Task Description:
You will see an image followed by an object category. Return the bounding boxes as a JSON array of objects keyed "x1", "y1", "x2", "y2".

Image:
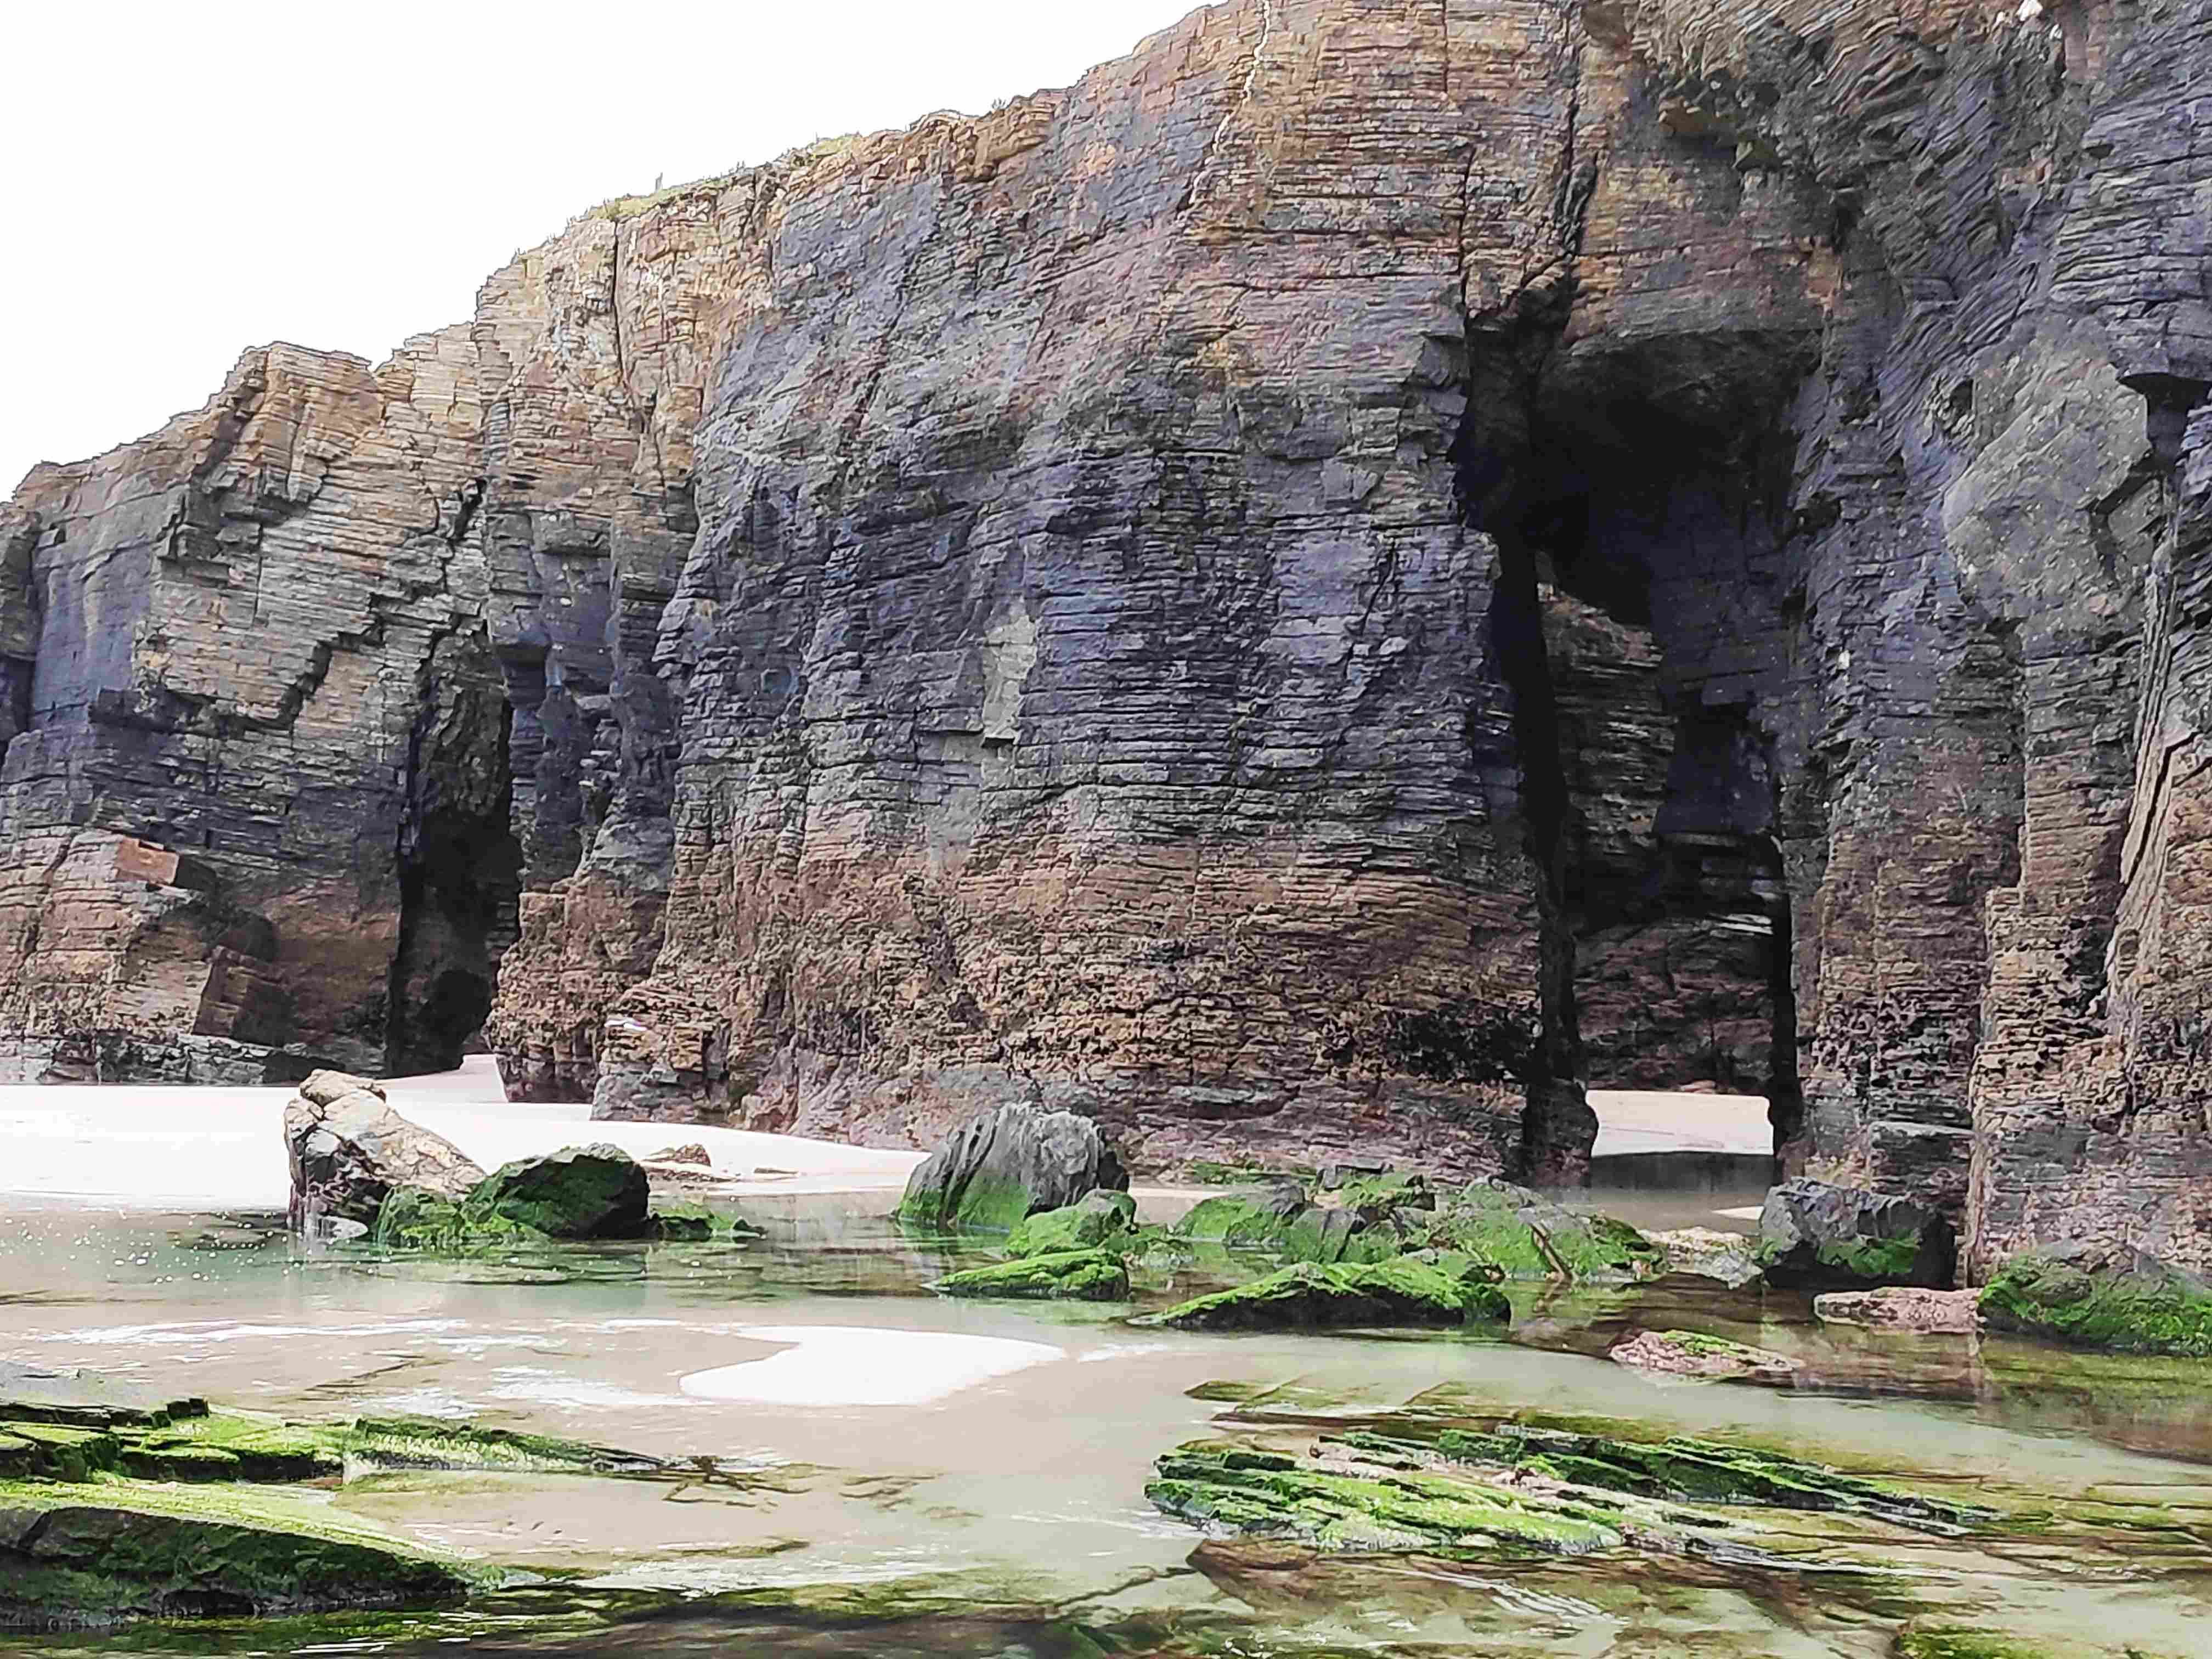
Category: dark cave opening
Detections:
[
  {"x1": 385, "y1": 631, "x2": 523, "y2": 1076},
  {"x1": 1462, "y1": 323, "x2": 1808, "y2": 1176}
]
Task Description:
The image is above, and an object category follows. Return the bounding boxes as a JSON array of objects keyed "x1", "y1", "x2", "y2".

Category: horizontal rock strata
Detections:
[{"x1": 6, "y1": 0, "x2": 2211, "y2": 1271}]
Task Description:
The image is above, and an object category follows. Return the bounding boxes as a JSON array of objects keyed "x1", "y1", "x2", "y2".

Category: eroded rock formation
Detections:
[{"x1": 7, "y1": 0, "x2": 2210, "y2": 1277}]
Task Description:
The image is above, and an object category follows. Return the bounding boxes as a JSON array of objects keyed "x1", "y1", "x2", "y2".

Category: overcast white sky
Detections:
[{"x1": 2, "y1": 0, "x2": 1206, "y2": 496}]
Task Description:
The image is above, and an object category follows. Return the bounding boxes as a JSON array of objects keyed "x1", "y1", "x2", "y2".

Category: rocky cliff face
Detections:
[{"x1": 6, "y1": 0, "x2": 2208, "y2": 1274}]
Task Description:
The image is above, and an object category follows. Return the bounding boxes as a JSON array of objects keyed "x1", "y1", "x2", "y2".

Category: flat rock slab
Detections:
[
  {"x1": 1609, "y1": 1330, "x2": 1802, "y2": 1384},
  {"x1": 1814, "y1": 1288, "x2": 1979, "y2": 1333}
]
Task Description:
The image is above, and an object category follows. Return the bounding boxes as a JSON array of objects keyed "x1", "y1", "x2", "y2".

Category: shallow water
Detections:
[{"x1": 2, "y1": 1092, "x2": 2209, "y2": 1656}]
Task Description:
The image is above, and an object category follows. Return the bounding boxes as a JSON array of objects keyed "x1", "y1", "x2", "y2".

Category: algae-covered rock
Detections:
[
  {"x1": 1172, "y1": 1171, "x2": 1653, "y2": 1281},
  {"x1": 1978, "y1": 1243, "x2": 2212, "y2": 1357},
  {"x1": 470, "y1": 1144, "x2": 650, "y2": 1239},
  {"x1": 1006, "y1": 1190, "x2": 1137, "y2": 1256},
  {"x1": 1426, "y1": 1422, "x2": 1998, "y2": 1533},
  {"x1": 1756, "y1": 1179, "x2": 1955, "y2": 1290},
  {"x1": 1147, "y1": 1443, "x2": 1626, "y2": 1554},
  {"x1": 0, "y1": 1480, "x2": 470, "y2": 1625},
  {"x1": 1397, "y1": 1180, "x2": 1661, "y2": 1282},
  {"x1": 1133, "y1": 1260, "x2": 1509, "y2": 1332},
  {"x1": 1607, "y1": 1329, "x2": 1803, "y2": 1384},
  {"x1": 371, "y1": 1186, "x2": 555, "y2": 1253},
  {"x1": 897, "y1": 1104, "x2": 1127, "y2": 1232},
  {"x1": 930, "y1": 1248, "x2": 1131, "y2": 1301}
]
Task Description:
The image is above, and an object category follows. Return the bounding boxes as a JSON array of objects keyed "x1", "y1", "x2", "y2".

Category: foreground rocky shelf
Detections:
[{"x1": 0, "y1": 1370, "x2": 765, "y2": 1629}]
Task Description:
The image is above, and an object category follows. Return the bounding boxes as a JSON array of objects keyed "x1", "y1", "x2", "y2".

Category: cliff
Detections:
[{"x1": 4, "y1": 0, "x2": 2207, "y2": 1276}]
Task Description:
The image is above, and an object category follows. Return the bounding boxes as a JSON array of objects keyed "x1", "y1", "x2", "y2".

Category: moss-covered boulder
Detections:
[
  {"x1": 896, "y1": 1104, "x2": 1127, "y2": 1232},
  {"x1": 1006, "y1": 1190, "x2": 1138, "y2": 1256},
  {"x1": 930, "y1": 1248, "x2": 1132, "y2": 1301},
  {"x1": 1133, "y1": 1259, "x2": 1509, "y2": 1332},
  {"x1": 367, "y1": 1146, "x2": 706, "y2": 1252},
  {"x1": 0, "y1": 1480, "x2": 470, "y2": 1626},
  {"x1": 1978, "y1": 1244, "x2": 2212, "y2": 1357},
  {"x1": 1395, "y1": 1180, "x2": 1662, "y2": 1282},
  {"x1": 371, "y1": 1187, "x2": 555, "y2": 1253},
  {"x1": 1754, "y1": 1178, "x2": 1955, "y2": 1290},
  {"x1": 469, "y1": 1144, "x2": 650, "y2": 1239}
]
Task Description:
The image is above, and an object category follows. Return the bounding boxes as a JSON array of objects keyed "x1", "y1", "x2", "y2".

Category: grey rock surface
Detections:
[
  {"x1": 898, "y1": 1103, "x2": 1128, "y2": 1231},
  {"x1": 283, "y1": 1073, "x2": 484, "y2": 1226},
  {"x1": 1757, "y1": 1179, "x2": 1957, "y2": 1291}
]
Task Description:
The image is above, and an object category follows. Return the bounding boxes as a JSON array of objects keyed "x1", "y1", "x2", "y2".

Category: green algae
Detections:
[
  {"x1": 1794, "y1": 1234, "x2": 1927, "y2": 1284},
  {"x1": 1133, "y1": 1260, "x2": 1509, "y2": 1332},
  {"x1": 896, "y1": 1170, "x2": 1034, "y2": 1234},
  {"x1": 1423, "y1": 1423, "x2": 2000, "y2": 1534},
  {"x1": 1395, "y1": 1182, "x2": 1661, "y2": 1282},
  {"x1": 643, "y1": 1199, "x2": 761, "y2": 1242},
  {"x1": 1005, "y1": 1192, "x2": 1137, "y2": 1256},
  {"x1": 0, "y1": 1476, "x2": 475, "y2": 1627},
  {"x1": 1895, "y1": 1628, "x2": 2061, "y2": 1658},
  {"x1": 930, "y1": 1248, "x2": 1132, "y2": 1301},
  {"x1": 370, "y1": 1186, "x2": 556, "y2": 1253},
  {"x1": 1146, "y1": 1443, "x2": 1626, "y2": 1556},
  {"x1": 1979, "y1": 1250, "x2": 2212, "y2": 1357}
]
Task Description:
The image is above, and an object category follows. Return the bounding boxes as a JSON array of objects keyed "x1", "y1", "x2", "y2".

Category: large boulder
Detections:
[
  {"x1": 1978, "y1": 1242, "x2": 2212, "y2": 1357},
  {"x1": 283, "y1": 1071, "x2": 482, "y2": 1227},
  {"x1": 896, "y1": 1104, "x2": 1126, "y2": 1232},
  {"x1": 1754, "y1": 1180, "x2": 1956, "y2": 1290},
  {"x1": 467, "y1": 1145, "x2": 650, "y2": 1240}
]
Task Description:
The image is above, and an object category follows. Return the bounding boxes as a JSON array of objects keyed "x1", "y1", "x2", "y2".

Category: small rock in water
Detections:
[
  {"x1": 1608, "y1": 1329, "x2": 1802, "y2": 1383},
  {"x1": 170, "y1": 1224, "x2": 278, "y2": 1252},
  {"x1": 1814, "y1": 1287, "x2": 1979, "y2": 1333},
  {"x1": 650, "y1": 1143, "x2": 713, "y2": 1166},
  {"x1": 1646, "y1": 1227, "x2": 1761, "y2": 1288}
]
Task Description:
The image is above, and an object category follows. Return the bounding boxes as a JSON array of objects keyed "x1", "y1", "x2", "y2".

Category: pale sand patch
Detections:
[
  {"x1": 1588, "y1": 1089, "x2": 1771, "y2": 1158},
  {"x1": 1, "y1": 1056, "x2": 1769, "y2": 1211},
  {"x1": 680, "y1": 1327, "x2": 1065, "y2": 1407},
  {"x1": 1713, "y1": 1206, "x2": 1767, "y2": 1221},
  {"x1": 0, "y1": 1056, "x2": 921, "y2": 1210}
]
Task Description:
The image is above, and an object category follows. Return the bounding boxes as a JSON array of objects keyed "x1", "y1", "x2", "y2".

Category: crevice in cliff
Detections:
[
  {"x1": 386, "y1": 624, "x2": 524, "y2": 1075},
  {"x1": 1458, "y1": 269, "x2": 1812, "y2": 1177}
]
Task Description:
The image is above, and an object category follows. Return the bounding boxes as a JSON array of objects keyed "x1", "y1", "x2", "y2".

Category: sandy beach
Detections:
[{"x1": 0, "y1": 1059, "x2": 1773, "y2": 1211}]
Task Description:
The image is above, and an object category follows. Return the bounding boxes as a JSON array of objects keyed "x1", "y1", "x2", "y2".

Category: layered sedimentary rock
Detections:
[{"x1": 7, "y1": 0, "x2": 2211, "y2": 1274}]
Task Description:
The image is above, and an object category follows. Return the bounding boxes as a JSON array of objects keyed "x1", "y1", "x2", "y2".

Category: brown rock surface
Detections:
[
  {"x1": 1813, "y1": 1288, "x2": 1980, "y2": 1334},
  {"x1": 5, "y1": 0, "x2": 2211, "y2": 1273}
]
